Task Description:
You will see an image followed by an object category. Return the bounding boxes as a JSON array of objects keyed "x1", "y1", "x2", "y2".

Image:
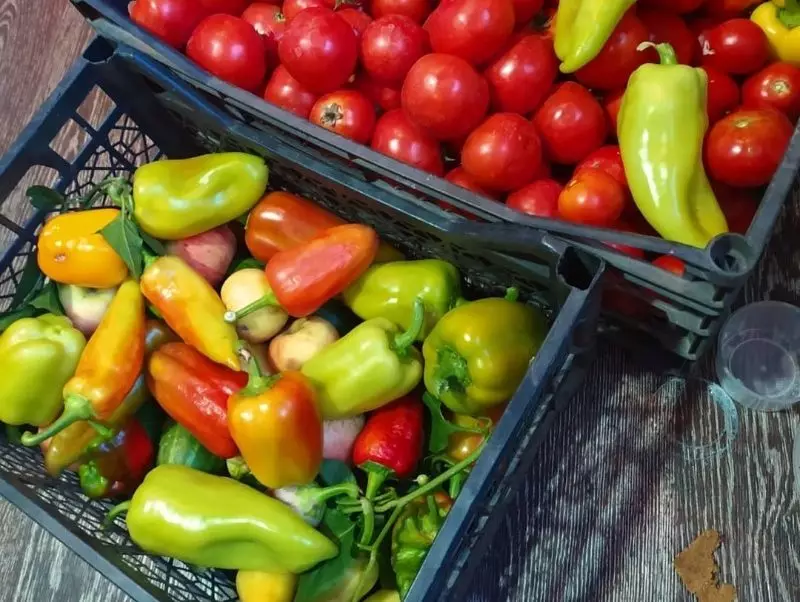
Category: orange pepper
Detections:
[
  {"x1": 21, "y1": 280, "x2": 146, "y2": 447},
  {"x1": 37, "y1": 208, "x2": 128, "y2": 288}
]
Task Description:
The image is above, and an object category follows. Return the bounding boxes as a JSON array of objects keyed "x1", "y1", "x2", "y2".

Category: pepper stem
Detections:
[
  {"x1": 20, "y1": 395, "x2": 97, "y2": 447},
  {"x1": 637, "y1": 42, "x2": 677, "y2": 66},
  {"x1": 359, "y1": 498, "x2": 375, "y2": 546},
  {"x1": 361, "y1": 461, "x2": 393, "y2": 501},
  {"x1": 313, "y1": 482, "x2": 360, "y2": 503},
  {"x1": 104, "y1": 501, "x2": 131, "y2": 529},
  {"x1": 504, "y1": 287, "x2": 519, "y2": 302},
  {"x1": 237, "y1": 342, "x2": 280, "y2": 396},
  {"x1": 79, "y1": 461, "x2": 109, "y2": 499},
  {"x1": 224, "y1": 291, "x2": 280, "y2": 324},
  {"x1": 392, "y1": 297, "x2": 425, "y2": 353}
]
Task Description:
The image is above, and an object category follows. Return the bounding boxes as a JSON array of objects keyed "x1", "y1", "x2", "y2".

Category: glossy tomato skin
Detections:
[
  {"x1": 309, "y1": 90, "x2": 377, "y2": 143},
  {"x1": 484, "y1": 34, "x2": 558, "y2": 115},
  {"x1": 279, "y1": 8, "x2": 358, "y2": 94},
  {"x1": 690, "y1": 16, "x2": 723, "y2": 66},
  {"x1": 401, "y1": 54, "x2": 489, "y2": 141},
  {"x1": 352, "y1": 72, "x2": 401, "y2": 111},
  {"x1": 371, "y1": 109, "x2": 444, "y2": 175},
  {"x1": 338, "y1": 8, "x2": 373, "y2": 41},
  {"x1": 200, "y1": 0, "x2": 252, "y2": 14},
  {"x1": 129, "y1": 0, "x2": 209, "y2": 48},
  {"x1": 575, "y1": 145, "x2": 628, "y2": 192},
  {"x1": 242, "y1": 2, "x2": 285, "y2": 64},
  {"x1": 187, "y1": 14, "x2": 269, "y2": 92},
  {"x1": 558, "y1": 168, "x2": 625, "y2": 227},
  {"x1": 361, "y1": 16, "x2": 429, "y2": 86},
  {"x1": 705, "y1": 109, "x2": 794, "y2": 188},
  {"x1": 282, "y1": 0, "x2": 331, "y2": 21},
  {"x1": 574, "y1": 12, "x2": 649, "y2": 92},
  {"x1": 533, "y1": 82, "x2": 607, "y2": 165},
  {"x1": 742, "y1": 63, "x2": 800, "y2": 123},
  {"x1": 603, "y1": 89, "x2": 625, "y2": 135},
  {"x1": 638, "y1": 8, "x2": 695, "y2": 66},
  {"x1": 640, "y1": 0, "x2": 705, "y2": 13},
  {"x1": 263, "y1": 64, "x2": 320, "y2": 118},
  {"x1": 701, "y1": 18, "x2": 769, "y2": 76},
  {"x1": 652, "y1": 255, "x2": 686, "y2": 276},
  {"x1": 506, "y1": 179, "x2": 562, "y2": 218},
  {"x1": 702, "y1": 66, "x2": 740, "y2": 124},
  {"x1": 424, "y1": 0, "x2": 515, "y2": 66},
  {"x1": 511, "y1": 0, "x2": 543, "y2": 28},
  {"x1": 370, "y1": 0, "x2": 431, "y2": 24},
  {"x1": 461, "y1": 113, "x2": 543, "y2": 192}
]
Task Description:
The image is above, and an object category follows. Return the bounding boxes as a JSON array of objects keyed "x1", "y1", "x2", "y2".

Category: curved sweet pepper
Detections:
[
  {"x1": 343, "y1": 259, "x2": 462, "y2": 341},
  {"x1": 301, "y1": 298, "x2": 425, "y2": 419},
  {"x1": 422, "y1": 296, "x2": 548, "y2": 415},
  {"x1": 107, "y1": 465, "x2": 338, "y2": 572},
  {"x1": 22, "y1": 280, "x2": 146, "y2": 446},
  {"x1": 0, "y1": 314, "x2": 85, "y2": 426},
  {"x1": 141, "y1": 255, "x2": 241, "y2": 370},
  {"x1": 131, "y1": 153, "x2": 268, "y2": 240},
  {"x1": 619, "y1": 43, "x2": 728, "y2": 248},
  {"x1": 752, "y1": 0, "x2": 800, "y2": 66},
  {"x1": 37, "y1": 208, "x2": 128, "y2": 288},
  {"x1": 228, "y1": 349, "x2": 323, "y2": 489},
  {"x1": 147, "y1": 342, "x2": 248, "y2": 459},
  {"x1": 554, "y1": 0, "x2": 637, "y2": 73}
]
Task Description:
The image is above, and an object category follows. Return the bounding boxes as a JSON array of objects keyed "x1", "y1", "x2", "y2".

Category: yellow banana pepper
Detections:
[{"x1": 752, "y1": 0, "x2": 800, "y2": 66}]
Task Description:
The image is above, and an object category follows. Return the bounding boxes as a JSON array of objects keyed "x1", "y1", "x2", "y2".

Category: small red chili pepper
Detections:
[
  {"x1": 352, "y1": 395, "x2": 425, "y2": 500},
  {"x1": 147, "y1": 342, "x2": 248, "y2": 458}
]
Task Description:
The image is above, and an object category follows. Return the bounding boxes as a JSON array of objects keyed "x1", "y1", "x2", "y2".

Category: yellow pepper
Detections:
[
  {"x1": 236, "y1": 570, "x2": 296, "y2": 602},
  {"x1": 752, "y1": 1, "x2": 800, "y2": 66}
]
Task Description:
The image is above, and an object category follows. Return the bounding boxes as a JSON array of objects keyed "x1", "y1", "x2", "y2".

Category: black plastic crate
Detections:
[
  {"x1": 68, "y1": 0, "x2": 800, "y2": 359},
  {"x1": 0, "y1": 40, "x2": 603, "y2": 602}
]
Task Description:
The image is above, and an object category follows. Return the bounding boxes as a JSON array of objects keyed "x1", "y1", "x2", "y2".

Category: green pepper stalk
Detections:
[{"x1": 274, "y1": 482, "x2": 361, "y2": 528}]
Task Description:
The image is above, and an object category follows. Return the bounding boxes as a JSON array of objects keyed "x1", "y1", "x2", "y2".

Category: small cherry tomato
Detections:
[
  {"x1": 603, "y1": 89, "x2": 625, "y2": 135},
  {"x1": 352, "y1": 72, "x2": 401, "y2": 111},
  {"x1": 705, "y1": 109, "x2": 794, "y2": 188},
  {"x1": 371, "y1": 109, "x2": 444, "y2": 175},
  {"x1": 263, "y1": 64, "x2": 319, "y2": 118},
  {"x1": 574, "y1": 145, "x2": 628, "y2": 192},
  {"x1": 128, "y1": 0, "x2": 209, "y2": 48},
  {"x1": 701, "y1": 18, "x2": 769, "y2": 76},
  {"x1": 533, "y1": 82, "x2": 607, "y2": 165},
  {"x1": 742, "y1": 62, "x2": 800, "y2": 124},
  {"x1": 506, "y1": 179, "x2": 562, "y2": 218},
  {"x1": 558, "y1": 168, "x2": 625, "y2": 227},
  {"x1": 361, "y1": 15, "x2": 429, "y2": 86},
  {"x1": 652, "y1": 255, "x2": 686, "y2": 277},
  {"x1": 461, "y1": 113, "x2": 544, "y2": 192},
  {"x1": 702, "y1": 66, "x2": 740, "y2": 124},
  {"x1": 309, "y1": 90, "x2": 377, "y2": 143},
  {"x1": 638, "y1": 8, "x2": 695, "y2": 66},
  {"x1": 369, "y1": 0, "x2": 432, "y2": 24}
]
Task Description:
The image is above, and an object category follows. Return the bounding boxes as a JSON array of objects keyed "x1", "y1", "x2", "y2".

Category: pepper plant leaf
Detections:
[
  {"x1": 422, "y1": 392, "x2": 490, "y2": 454},
  {"x1": 100, "y1": 215, "x2": 143, "y2": 279},
  {"x1": 26, "y1": 186, "x2": 66, "y2": 211},
  {"x1": 10, "y1": 252, "x2": 45, "y2": 308},
  {"x1": 28, "y1": 282, "x2": 63, "y2": 315}
]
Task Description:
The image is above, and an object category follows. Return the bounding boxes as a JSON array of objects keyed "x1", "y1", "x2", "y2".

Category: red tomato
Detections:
[
  {"x1": 263, "y1": 64, "x2": 319, "y2": 118},
  {"x1": 461, "y1": 113, "x2": 543, "y2": 191},
  {"x1": 484, "y1": 34, "x2": 558, "y2": 115},
  {"x1": 401, "y1": 54, "x2": 489, "y2": 141},
  {"x1": 742, "y1": 63, "x2": 800, "y2": 123},
  {"x1": 705, "y1": 109, "x2": 794, "y2": 188},
  {"x1": 701, "y1": 19, "x2": 769, "y2": 76},
  {"x1": 712, "y1": 182, "x2": 759, "y2": 234},
  {"x1": 603, "y1": 89, "x2": 625, "y2": 135},
  {"x1": 187, "y1": 14, "x2": 269, "y2": 92},
  {"x1": 690, "y1": 16, "x2": 723, "y2": 66},
  {"x1": 200, "y1": 0, "x2": 252, "y2": 14},
  {"x1": 652, "y1": 255, "x2": 686, "y2": 276},
  {"x1": 282, "y1": 0, "x2": 332, "y2": 21},
  {"x1": 506, "y1": 179, "x2": 562, "y2": 218},
  {"x1": 575, "y1": 145, "x2": 628, "y2": 192},
  {"x1": 533, "y1": 82, "x2": 607, "y2": 165},
  {"x1": 704, "y1": 0, "x2": 762, "y2": 18},
  {"x1": 337, "y1": 8, "x2": 372, "y2": 41},
  {"x1": 352, "y1": 72, "x2": 401, "y2": 111},
  {"x1": 511, "y1": 0, "x2": 544, "y2": 28},
  {"x1": 279, "y1": 8, "x2": 358, "y2": 94},
  {"x1": 558, "y1": 169, "x2": 625, "y2": 227},
  {"x1": 361, "y1": 16, "x2": 429, "y2": 86},
  {"x1": 309, "y1": 90, "x2": 377, "y2": 143},
  {"x1": 129, "y1": 0, "x2": 209, "y2": 48},
  {"x1": 702, "y1": 66, "x2": 740, "y2": 124},
  {"x1": 371, "y1": 109, "x2": 444, "y2": 175},
  {"x1": 242, "y1": 3, "x2": 285, "y2": 64},
  {"x1": 604, "y1": 226, "x2": 646, "y2": 259},
  {"x1": 424, "y1": 0, "x2": 515, "y2": 66},
  {"x1": 439, "y1": 167, "x2": 497, "y2": 218},
  {"x1": 370, "y1": 0, "x2": 432, "y2": 24},
  {"x1": 574, "y1": 12, "x2": 649, "y2": 92},
  {"x1": 640, "y1": 0, "x2": 705, "y2": 13},
  {"x1": 638, "y1": 8, "x2": 695, "y2": 66}
]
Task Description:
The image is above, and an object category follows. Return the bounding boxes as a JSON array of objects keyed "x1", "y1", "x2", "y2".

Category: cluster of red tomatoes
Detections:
[{"x1": 129, "y1": 0, "x2": 796, "y2": 266}]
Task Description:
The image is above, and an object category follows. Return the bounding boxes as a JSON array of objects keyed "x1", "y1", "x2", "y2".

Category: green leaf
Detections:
[
  {"x1": 0, "y1": 306, "x2": 36, "y2": 333},
  {"x1": 28, "y1": 282, "x2": 63, "y2": 315},
  {"x1": 139, "y1": 231, "x2": 166, "y2": 256},
  {"x1": 319, "y1": 459, "x2": 357, "y2": 487},
  {"x1": 231, "y1": 257, "x2": 265, "y2": 272},
  {"x1": 10, "y1": 253, "x2": 45, "y2": 308},
  {"x1": 423, "y1": 392, "x2": 487, "y2": 454},
  {"x1": 100, "y1": 215, "x2": 143, "y2": 279},
  {"x1": 27, "y1": 186, "x2": 66, "y2": 211}
]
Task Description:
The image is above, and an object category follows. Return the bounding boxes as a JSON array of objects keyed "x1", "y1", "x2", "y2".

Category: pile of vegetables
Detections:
[
  {"x1": 128, "y1": 0, "x2": 798, "y2": 276},
  {"x1": 0, "y1": 152, "x2": 551, "y2": 601}
]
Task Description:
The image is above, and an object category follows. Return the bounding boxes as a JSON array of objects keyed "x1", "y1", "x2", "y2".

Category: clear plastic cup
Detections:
[{"x1": 716, "y1": 301, "x2": 800, "y2": 412}]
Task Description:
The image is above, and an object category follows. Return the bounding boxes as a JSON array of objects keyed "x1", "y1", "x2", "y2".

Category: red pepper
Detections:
[
  {"x1": 266, "y1": 224, "x2": 379, "y2": 318},
  {"x1": 352, "y1": 395, "x2": 424, "y2": 500},
  {"x1": 147, "y1": 342, "x2": 248, "y2": 458},
  {"x1": 77, "y1": 418, "x2": 154, "y2": 499}
]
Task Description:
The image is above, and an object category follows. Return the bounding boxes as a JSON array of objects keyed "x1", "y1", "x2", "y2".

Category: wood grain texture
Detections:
[{"x1": 1, "y1": 2, "x2": 799, "y2": 602}]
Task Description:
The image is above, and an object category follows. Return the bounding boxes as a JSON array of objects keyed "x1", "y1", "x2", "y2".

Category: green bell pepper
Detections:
[
  {"x1": 107, "y1": 465, "x2": 338, "y2": 573},
  {"x1": 0, "y1": 315, "x2": 85, "y2": 426},
  {"x1": 422, "y1": 297, "x2": 548, "y2": 415},
  {"x1": 343, "y1": 259, "x2": 462, "y2": 340},
  {"x1": 301, "y1": 299, "x2": 425, "y2": 419}
]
